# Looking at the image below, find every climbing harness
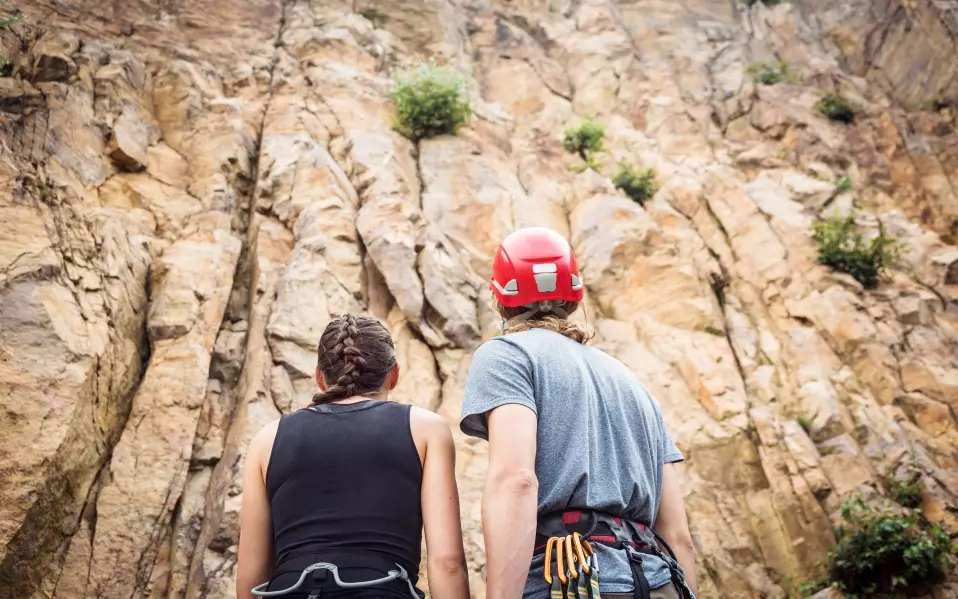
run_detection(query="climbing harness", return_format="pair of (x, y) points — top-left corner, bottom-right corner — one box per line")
(251, 559), (421, 599)
(535, 510), (695, 599)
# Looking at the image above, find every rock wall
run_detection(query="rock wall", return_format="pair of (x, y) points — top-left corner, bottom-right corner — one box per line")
(1, 1), (957, 598)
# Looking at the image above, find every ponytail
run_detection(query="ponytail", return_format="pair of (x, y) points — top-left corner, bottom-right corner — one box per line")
(495, 300), (594, 345)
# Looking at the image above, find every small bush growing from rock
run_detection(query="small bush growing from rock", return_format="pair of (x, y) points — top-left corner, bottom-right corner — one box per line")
(827, 497), (955, 598)
(613, 165), (657, 205)
(747, 61), (799, 85)
(835, 176), (852, 193)
(390, 61), (471, 142)
(815, 92), (855, 123)
(0, 0), (20, 77)
(812, 213), (900, 289)
(563, 118), (605, 169)
(887, 458), (924, 509)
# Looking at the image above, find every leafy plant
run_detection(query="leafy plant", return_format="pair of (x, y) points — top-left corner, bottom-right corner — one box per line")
(827, 497), (955, 598)
(0, 0), (19, 28)
(797, 416), (813, 434)
(811, 213), (901, 289)
(887, 458), (924, 509)
(390, 60), (472, 142)
(613, 165), (657, 205)
(835, 176), (852, 193)
(815, 92), (855, 123)
(0, 0), (20, 78)
(747, 61), (799, 85)
(563, 118), (605, 170)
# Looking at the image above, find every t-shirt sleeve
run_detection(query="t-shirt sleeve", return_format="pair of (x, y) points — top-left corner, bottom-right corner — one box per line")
(645, 385), (684, 464)
(459, 338), (537, 440)
(663, 428), (684, 464)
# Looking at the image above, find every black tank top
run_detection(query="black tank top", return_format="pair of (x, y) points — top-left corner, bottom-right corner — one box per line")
(266, 400), (424, 590)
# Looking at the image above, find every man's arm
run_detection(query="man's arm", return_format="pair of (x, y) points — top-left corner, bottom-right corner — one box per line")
(652, 463), (697, 597)
(482, 403), (538, 599)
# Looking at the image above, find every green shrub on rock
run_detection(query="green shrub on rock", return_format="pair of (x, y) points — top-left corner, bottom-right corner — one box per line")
(746, 61), (799, 85)
(613, 165), (657, 205)
(563, 118), (605, 170)
(827, 498), (954, 598)
(812, 213), (900, 289)
(815, 92), (855, 123)
(390, 61), (472, 142)
(0, 0), (20, 78)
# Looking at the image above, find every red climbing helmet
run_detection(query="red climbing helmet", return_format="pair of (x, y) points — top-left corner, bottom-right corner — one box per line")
(490, 227), (584, 308)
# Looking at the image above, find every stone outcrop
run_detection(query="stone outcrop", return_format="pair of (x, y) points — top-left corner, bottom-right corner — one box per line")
(1, 1), (957, 598)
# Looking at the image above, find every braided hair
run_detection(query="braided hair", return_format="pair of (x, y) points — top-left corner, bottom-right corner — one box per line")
(311, 314), (398, 405)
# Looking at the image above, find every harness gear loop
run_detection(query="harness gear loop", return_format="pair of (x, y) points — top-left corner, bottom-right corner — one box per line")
(250, 561), (419, 598)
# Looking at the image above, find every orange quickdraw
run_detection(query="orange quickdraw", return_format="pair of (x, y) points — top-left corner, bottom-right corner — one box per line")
(545, 534), (599, 590)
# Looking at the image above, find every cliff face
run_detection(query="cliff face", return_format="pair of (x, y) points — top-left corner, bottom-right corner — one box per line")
(1, 1), (957, 598)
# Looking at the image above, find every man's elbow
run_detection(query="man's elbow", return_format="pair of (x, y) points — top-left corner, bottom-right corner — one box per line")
(487, 467), (538, 497)
(660, 528), (695, 556)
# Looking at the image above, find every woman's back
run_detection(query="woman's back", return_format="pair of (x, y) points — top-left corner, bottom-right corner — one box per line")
(266, 400), (423, 582)
(237, 313), (468, 599)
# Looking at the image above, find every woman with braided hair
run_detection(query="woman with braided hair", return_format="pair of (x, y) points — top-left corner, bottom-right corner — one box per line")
(237, 314), (470, 599)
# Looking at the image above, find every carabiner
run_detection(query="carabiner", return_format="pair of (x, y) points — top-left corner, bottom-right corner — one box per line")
(544, 537), (559, 585)
(572, 532), (592, 576)
(564, 535), (579, 580)
(555, 535), (568, 585)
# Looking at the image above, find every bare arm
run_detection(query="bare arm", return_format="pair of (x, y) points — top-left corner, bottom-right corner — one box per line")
(417, 411), (470, 599)
(653, 463), (697, 596)
(236, 422), (278, 599)
(482, 404), (538, 599)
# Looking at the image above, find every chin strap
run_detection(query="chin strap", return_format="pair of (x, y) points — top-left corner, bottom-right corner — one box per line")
(502, 300), (570, 334)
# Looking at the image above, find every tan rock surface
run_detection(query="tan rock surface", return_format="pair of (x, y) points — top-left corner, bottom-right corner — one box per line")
(1, 1), (958, 598)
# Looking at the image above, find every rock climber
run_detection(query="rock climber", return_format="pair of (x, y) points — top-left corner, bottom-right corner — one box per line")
(460, 227), (698, 599)
(236, 314), (471, 599)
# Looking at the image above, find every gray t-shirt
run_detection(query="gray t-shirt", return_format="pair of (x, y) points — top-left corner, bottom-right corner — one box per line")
(460, 328), (685, 597)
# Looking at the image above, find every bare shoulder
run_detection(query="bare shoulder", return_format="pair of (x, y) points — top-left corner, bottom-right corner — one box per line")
(409, 407), (453, 444)
(248, 417), (282, 473)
